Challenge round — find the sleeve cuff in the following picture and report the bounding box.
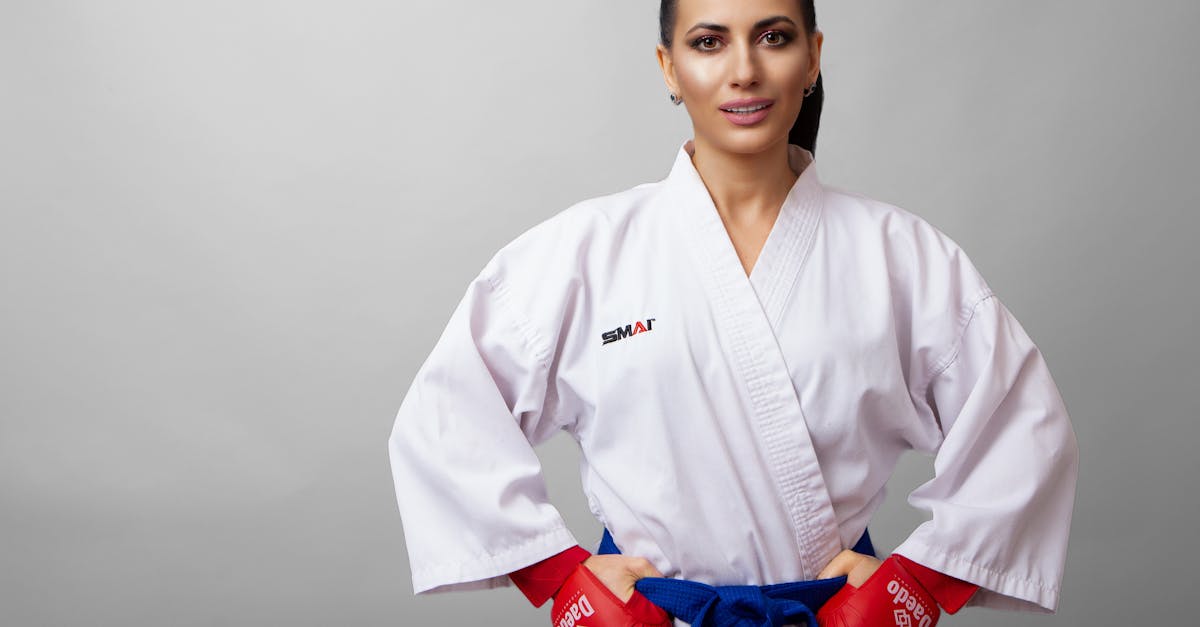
[893,553,980,614]
[507,545,593,607]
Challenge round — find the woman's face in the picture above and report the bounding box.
[657,0,823,155]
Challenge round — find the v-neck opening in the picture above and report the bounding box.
[667,138,824,330]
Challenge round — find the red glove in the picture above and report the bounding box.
[550,561,672,627]
[816,555,939,627]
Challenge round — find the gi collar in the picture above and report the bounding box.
[663,137,826,329]
[663,137,823,222]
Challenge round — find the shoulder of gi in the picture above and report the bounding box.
[820,185,998,395]
[477,181,664,409]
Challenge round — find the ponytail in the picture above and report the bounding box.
[789,71,823,156]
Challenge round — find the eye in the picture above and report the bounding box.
[760,30,792,46]
[690,35,722,52]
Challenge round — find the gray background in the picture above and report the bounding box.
[1,1,1196,625]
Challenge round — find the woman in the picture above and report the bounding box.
[388,1,1078,625]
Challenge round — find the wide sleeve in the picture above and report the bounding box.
[388,264,581,595]
[892,290,1079,614]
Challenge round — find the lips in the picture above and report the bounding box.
[723,103,770,114]
[719,97,774,113]
[719,98,775,126]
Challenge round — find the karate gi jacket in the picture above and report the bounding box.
[389,138,1079,616]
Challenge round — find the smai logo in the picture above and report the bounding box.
[600,318,655,346]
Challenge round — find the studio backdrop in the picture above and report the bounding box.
[1,1,1197,625]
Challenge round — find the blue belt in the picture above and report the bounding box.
[598,527,875,627]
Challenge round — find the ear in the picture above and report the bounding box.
[656,44,680,96]
[807,30,825,86]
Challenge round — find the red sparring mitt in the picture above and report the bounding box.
[550,561,672,627]
[816,555,939,627]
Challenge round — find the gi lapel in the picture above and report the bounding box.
[747,145,823,331]
[664,139,843,579]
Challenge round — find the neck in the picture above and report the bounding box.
[688,135,799,227]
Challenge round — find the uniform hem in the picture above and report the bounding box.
[411,525,581,595]
[891,538,1060,613]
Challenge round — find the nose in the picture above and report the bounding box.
[729,41,760,88]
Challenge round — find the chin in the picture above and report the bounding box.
[703,125,790,155]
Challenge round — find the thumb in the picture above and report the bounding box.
[817,550,860,580]
[626,556,665,580]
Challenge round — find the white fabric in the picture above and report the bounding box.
[388,138,1078,615]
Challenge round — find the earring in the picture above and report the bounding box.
[803,82,817,97]
[669,92,683,105]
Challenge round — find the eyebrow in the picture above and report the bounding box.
[684,15,798,37]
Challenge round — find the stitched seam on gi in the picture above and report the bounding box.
[483,272,553,370]
[755,171,801,319]
[672,143,839,578]
[699,215,822,576]
[411,522,576,581]
[897,539,1060,591]
[481,271,570,435]
[768,185,822,331]
[920,288,997,392]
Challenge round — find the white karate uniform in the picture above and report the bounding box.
[388,139,1078,617]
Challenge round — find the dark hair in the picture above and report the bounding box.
[659,0,824,155]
